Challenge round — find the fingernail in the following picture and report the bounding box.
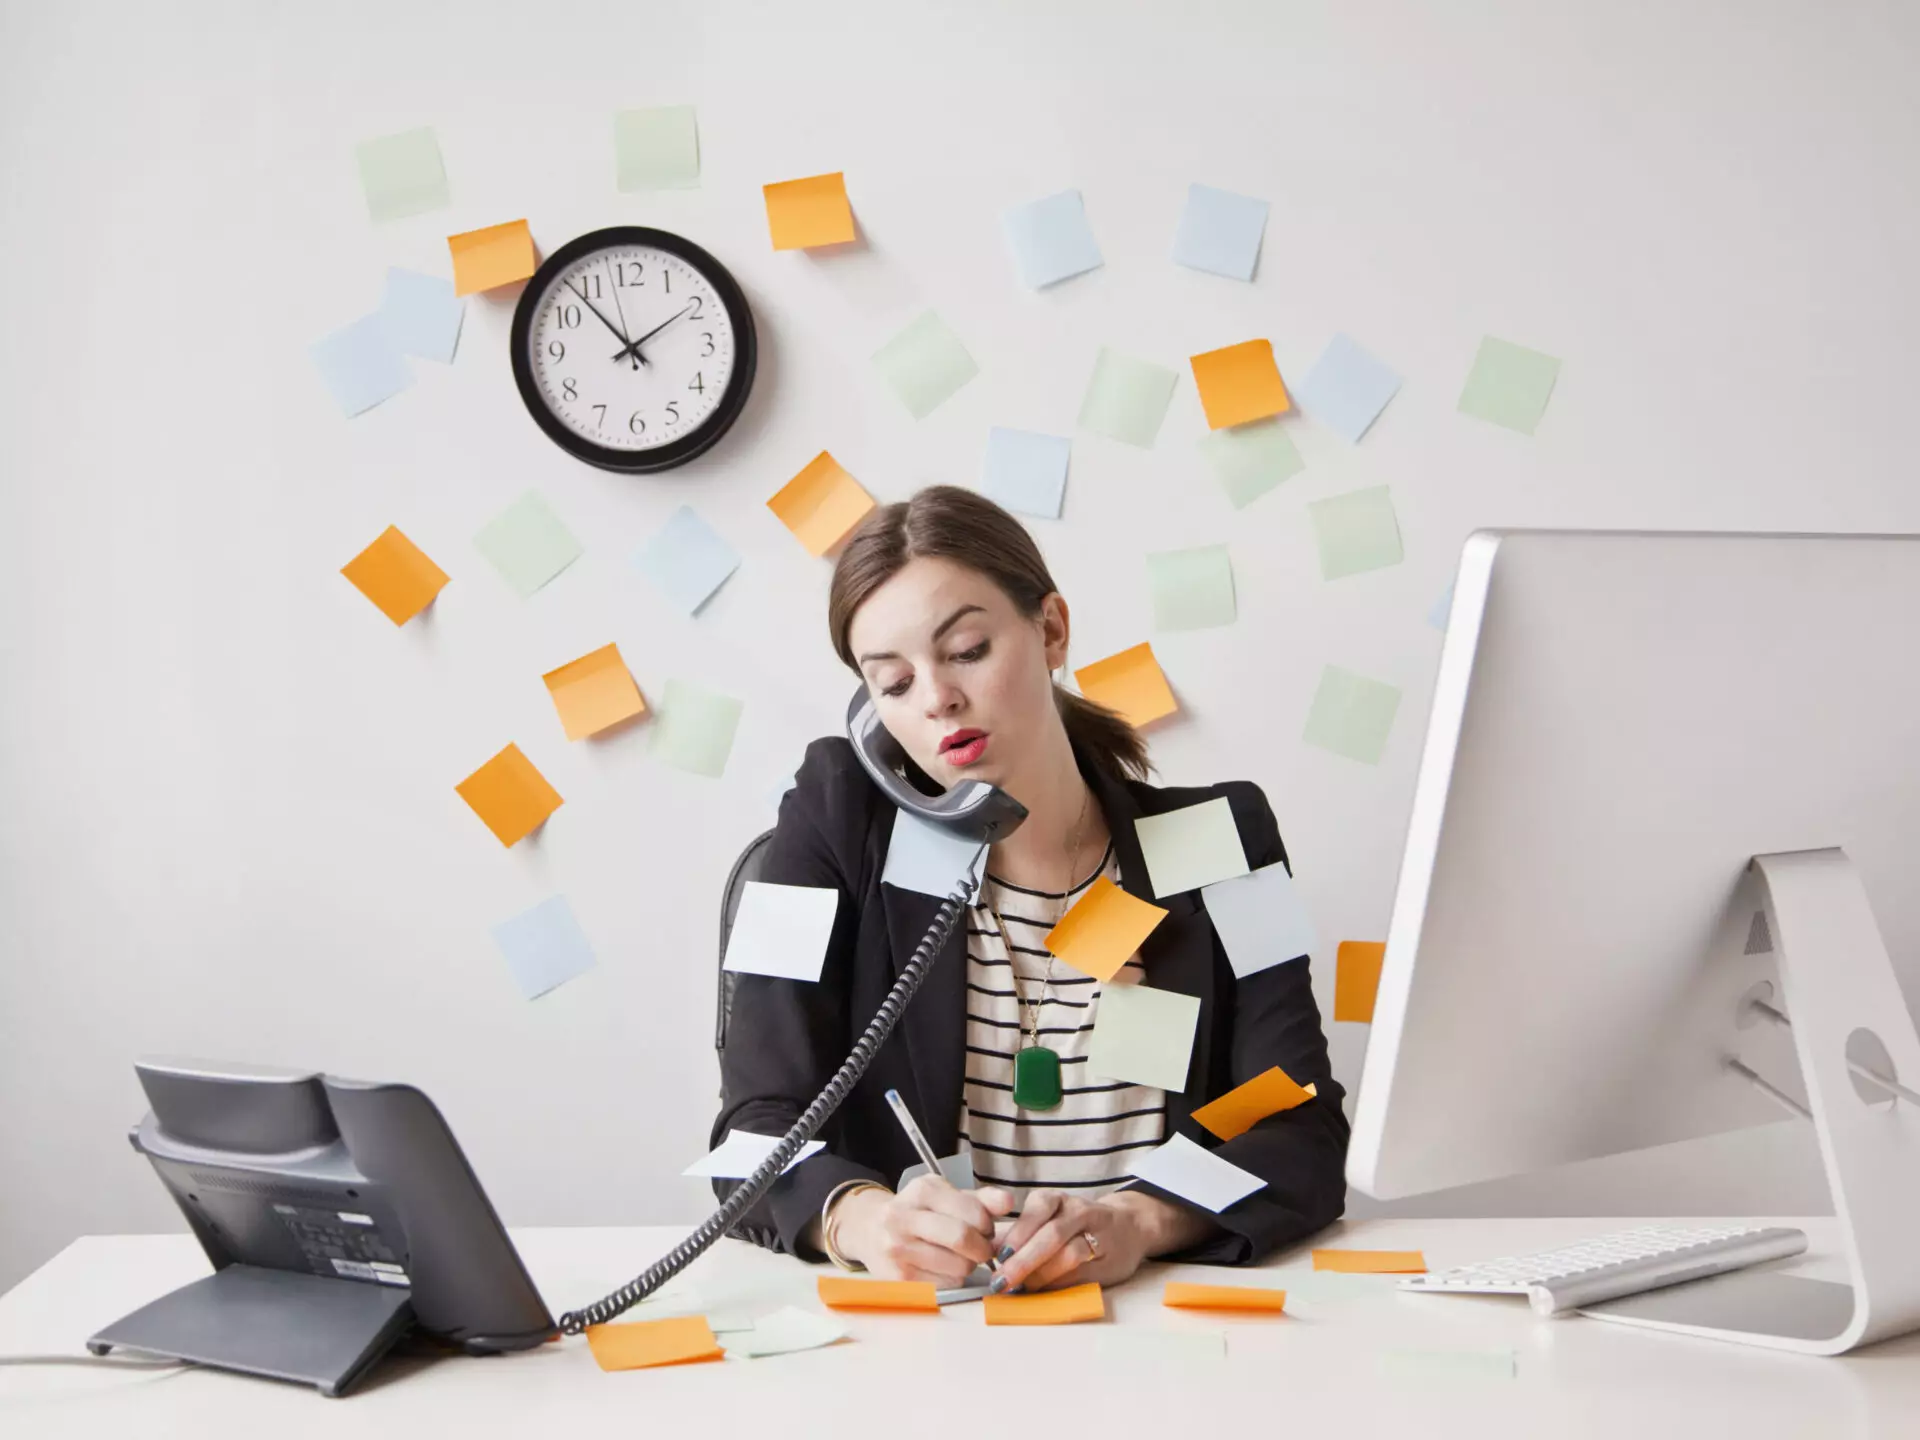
[988,1275,1010,1295]
[995,1245,1014,1264]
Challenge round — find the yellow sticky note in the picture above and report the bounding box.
[767,451,875,557]
[340,525,448,625]
[1313,1249,1427,1274]
[983,1281,1105,1326]
[1074,643,1178,729]
[763,172,856,250]
[585,1315,724,1371]
[543,644,648,741]
[817,1276,940,1312]
[455,744,563,847]
[1190,339,1292,429]
[448,219,538,297]
[1335,939,1386,1022]
[1163,1281,1288,1313]
[1191,1067,1319,1142]
[1045,876,1168,982]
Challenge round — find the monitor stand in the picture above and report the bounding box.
[87,1263,416,1397]
[1578,847,1920,1354]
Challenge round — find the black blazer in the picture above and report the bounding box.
[711,735,1350,1266]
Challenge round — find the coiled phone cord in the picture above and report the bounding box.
[555,845,987,1335]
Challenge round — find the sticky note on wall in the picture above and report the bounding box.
[354,127,449,222]
[1190,339,1291,429]
[764,172,856,249]
[614,105,700,191]
[1303,665,1401,765]
[543,643,647,740]
[341,526,448,625]
[1334,940,1387,1022]
[1075,643,1178,728]
[1457,336,1561,435]
[767,452,875,557]
[456,744,563,847]
[448,219,538,296]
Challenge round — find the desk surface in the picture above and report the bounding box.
[3,1216,1915,1438]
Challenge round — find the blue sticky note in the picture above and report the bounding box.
[491,895,597,1000]
[1171,184,1268,281]
[1428,580,1455,632]
[882,807,985,899]
[1002,190,1103,289]
[633,505,741,616]
[980,428,1071,518]
[379,268,463,364]
[310,314,415,417]
[1295,333,1402,443]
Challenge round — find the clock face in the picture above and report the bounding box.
[509,228,757,473]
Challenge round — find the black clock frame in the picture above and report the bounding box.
[509,226,758,474]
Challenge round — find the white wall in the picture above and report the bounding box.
[3,0,1913,1294]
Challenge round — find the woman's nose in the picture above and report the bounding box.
[923,678,964,718]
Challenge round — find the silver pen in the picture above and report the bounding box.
[882,1087,1001,1277]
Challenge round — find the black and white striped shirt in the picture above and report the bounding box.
[957,843,1167,1199]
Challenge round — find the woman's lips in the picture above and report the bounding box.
[941,733,990,767]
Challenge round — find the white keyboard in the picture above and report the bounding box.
[1400,1223,1809,1316]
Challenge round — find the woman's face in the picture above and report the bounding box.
[846,555,1069,791]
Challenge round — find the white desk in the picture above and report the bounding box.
[3,1217,1915,1438]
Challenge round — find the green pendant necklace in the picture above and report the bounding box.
[990,900,1064,1112]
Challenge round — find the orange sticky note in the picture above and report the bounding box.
[1163,1281,1288,1312]
[1074,643,1178,729]
[767,451,875,557]
[1045,875,1168,982]
[340,525,448,625]
[983,1282,1105,1326]
[584,1315,724,1371]
[1335,940,1386,1022]
[1191,1067,1319,1142]
[763,171,856,250]
[1190,339,1292,430]
[455,744,563,847]
[1313,1249,1427,1274]
[448,219,538,296]
[817,1276,940,1312]
[543,644,648,740]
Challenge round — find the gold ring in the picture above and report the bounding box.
[1082,1230,1100,1259]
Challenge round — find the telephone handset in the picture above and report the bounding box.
[555,690,1027,1334]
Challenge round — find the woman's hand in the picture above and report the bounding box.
[836,1176,1016,1287]
[989,1188,1213,1293]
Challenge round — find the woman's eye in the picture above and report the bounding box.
[953,642,989,663]
[881,677,911,698]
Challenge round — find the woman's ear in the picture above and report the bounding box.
[1040,593,1071,671]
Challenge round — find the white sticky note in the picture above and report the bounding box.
[1002,190,1104,289]
[882,807,984,899]
[724,1306,847,1359]
[1127,1132,1266,1212]
[1202,863,1316,978]
[1171,184,1269,282]
[1294,333,1402,444]
[379,268,464,364]
[1427,580,1455,632]
[897,1152,976,1190]
[1088,983,1201,1091]
[310,313,415,417]
[1133,797,1250,899]
[722,881,839,983]
[634,505,741,616]
[490,895,597,1001]
[980,428,1071,519]
[682,1129,825,1179]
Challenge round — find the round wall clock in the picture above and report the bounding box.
[509,226,757,473]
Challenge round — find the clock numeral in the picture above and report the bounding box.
[617,261,643,287]
[574,273,604,300]
[562,378,578,402]
[701,332,714,357]
[591,403,607,430]
[629,411,646,436]
[688,373,705,394]
[555,304,581,329]
[665,402,680,424]
[686,295,704,320]
[547,340,565,360]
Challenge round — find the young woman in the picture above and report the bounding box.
[713,486,1347,1295]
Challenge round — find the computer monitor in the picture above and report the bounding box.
[1346,529,1920,1354]
[87,1058,555,1395]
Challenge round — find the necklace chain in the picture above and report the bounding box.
[984,784,1105,1046]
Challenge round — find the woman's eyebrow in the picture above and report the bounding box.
[856,603,986,665]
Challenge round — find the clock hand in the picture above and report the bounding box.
[564,279,649,370]
[610,303,694,363]
[602,260,642,373]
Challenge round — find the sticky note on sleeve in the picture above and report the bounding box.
[764,172,856,250]
[1335,940,1387,1022]
[1190,339,1290,429]
[983,1282,1105,1326]
[448,219,537,296]
[1075,643,1178,729]
[817,1276,939,1311]
[1127,1133,1265,1212]
[722,881,838,983]
[455,744,562,847]
[1202,862,1317,979]
[585,1315,723,1371]
[340,525,448,625]
[1191,1067,1317,1142]
[1163,1281,1287,1312]
[1045,876,1168,982]
[767,451,875,557]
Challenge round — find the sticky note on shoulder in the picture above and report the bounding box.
[586,1314,723,1370]
[983,1282,1104,1326]
[764,172,856,250]
[1163,1281,1287,1313]
[1045,876,1167,982]
[448,219,537,297]
[341,526,447,625]
[1134,796,1249,898]
[1192,1067,1317,1141]
[817,1276,939,1311]
[456,744,562,847]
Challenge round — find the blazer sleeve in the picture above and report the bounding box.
[1125,781,1352,1265]
[710,739,893,1260]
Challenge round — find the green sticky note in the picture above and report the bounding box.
[1200,419,1303,508]
[1303,664,1401,765]
[1087,982,1201,1091]
[615,106,700,191]
[354,127,450,223]
[1457,336,1560,435]
[1147,545,1236,632]
[473,491,583,599]
[1078,347,1178,448]
[872,310,978,419]
[655,679,744,778]
[723,1306,846,1359]
[1308,485,1403,580]
[1133,796,1250,899]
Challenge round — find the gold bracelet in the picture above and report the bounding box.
[821,1180,888,1271]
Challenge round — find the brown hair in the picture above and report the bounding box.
[828,485,1151,784]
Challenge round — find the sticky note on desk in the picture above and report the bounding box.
[984,1282,1104,1326]
[1171,183,1268,281]
[1190,340,1290,429]
[310,314,415,417]
[767,451,874,557]
[654,678,744,778]
[1075,643,1178,728]
[1134,796,1249,898]
[615,105,699,191]
[818,1276,939,1312]
[586,1314,723,1371]
[354,127,449,222]
[1314,1248,1426,1274]
[456,744,562,847]
[723,880,838,982]
[1003,190,1103,289]
[1191,1067,1317,1141]
[724,1306,846,1359]
[1163,1281,1287,1312]
[1335,940,1387,1022]
[683,1129,825,1179]
[1303,665,1401,765]
[1201,862,1316,979]
[1078,347,1177,448]
[764,172,856,249]
[491,895,597,1000]
[474,491,582,599]
[873,310,978,419]
[634,505,739,616]
[1200,418,1303,510]
[448,219,537,297]
[1309,485,1403,580]
[1127,1132,1265,1213]
[543,643,647,740]
[379,268,463,364]
[981,428,1071,519]
[1147,545,1236,632]
[340,525,447,625]
[1294,333,1402,444]
[1045,876,1167,983]
[1458,336,1560,435]
[1088,982,1200,1091]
